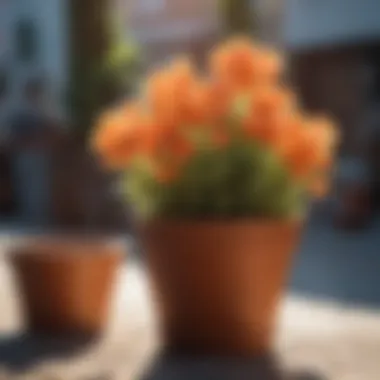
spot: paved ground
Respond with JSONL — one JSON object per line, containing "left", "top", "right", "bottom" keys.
{"left": 291, "top": 213, "right": 380, "bottom": 307}
{"left": 1, "top": 215, "right": 380, "bottom": 379}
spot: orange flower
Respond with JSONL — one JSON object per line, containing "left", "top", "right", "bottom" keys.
{"left": 255, "top": 47, "right": 284, "bottom": 85}
{"left": 211, "top": 124, "right": 230, "bottom": 148}
{"left": 92, "top": 103, "right": 148, "bottom": 169}
{"left": 145, "top": 119, "right": 193, "bottom": 158}
{"left": 167, "top": 58, "right": 233, "bottom": 128}
{"left": 209, "top": 37, "right": 259, "bottom": 90}
{"left": 169, "top": 56, "right": 195, "bottom": 91}
{"left": 185, "top": 79, "right": 234, "bottom": 126}
{"left": 304, "top": 117, "right": 337, "bottom": 168}
{"left": 145, "top": 69, "right": 178, "bottom": 126}
{"left": 251, "top": 86, "right": 296, "bottom": 117}
{"left": 308, "top": 115, "right": 340, "bottom": 152}
{"left": 150, "top": 130, "right": 194, "bottom": 183}
{"left": 308, "top": 175, "right": 330, "bottom": 198}
{"left": 146, "top": 57, "right": 198, "bottom": 127}
{"left": 165, "top": 130, "right": 194, "bottom": 160}
{"left": 275, "top": 114, "right": 307, "bottom": 156}
{"left": 243, "top": 86, "right": 296, "bottom": 146}
{"left": 92, "top": 37, "right": 337, "bottom": 200}
{"left": 155, "top": 164, "right": 179, "bottom": 183}
{"left": 284, "top": 116, "right": 336, "bottom": 179}
{"left": 92, "top": 110, "right": 128, "bottom": 169}
{"left": 209, "top": 37, "right": 284, "bottom": 91}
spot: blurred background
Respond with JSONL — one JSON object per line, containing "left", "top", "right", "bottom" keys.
{"left": 1, "top": 0, "right": 380, "bottom": 378}
{"left": 0, "top": 0, "right": 380, "bottom": 331}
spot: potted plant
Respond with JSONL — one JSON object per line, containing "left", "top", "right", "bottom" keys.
{"left": 93, "top": 38, "right": 338, "bottom": 355}
{"left": 11, "top": 237, "right": 123, "bottom": 336}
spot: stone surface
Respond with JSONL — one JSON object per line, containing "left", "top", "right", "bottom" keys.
{"left": 0, "top": 234, "right": 380, "bottom": 379}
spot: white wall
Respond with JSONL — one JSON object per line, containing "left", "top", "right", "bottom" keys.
{"left": 284, "top": 0, "right": 380, "bottom": 50}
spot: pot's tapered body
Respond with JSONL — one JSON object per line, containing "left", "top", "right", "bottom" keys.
{"left": 142, "top": 221, "right": 301, "bottom": 355}
{"left": 11, "top": 239, "right": 123, "bottom": 335}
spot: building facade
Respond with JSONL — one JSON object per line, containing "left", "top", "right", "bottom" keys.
{"left": 0, "top": 0, "right": 68, "bottom": 225}
{"left": 120, "top": 0, "right": 222, "bottom": 68}
{"left": 0, "top": 0, "right": 68, "bottom": 125}
{"left": 283, "top": 0, "right": 380, "bottom": 156}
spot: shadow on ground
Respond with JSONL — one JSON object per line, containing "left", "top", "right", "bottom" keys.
{"left": 140, "top": 353, "right": 327, "bottom": 380}
{"left": 0, "top": 332, "right": 97, "bottom": 370}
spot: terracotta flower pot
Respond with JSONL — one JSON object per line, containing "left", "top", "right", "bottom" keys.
{"left": 141, "top": 220, "right": 301, "bottom": 356}
{"left": 10, "top": 238, "right": 123, "bottom": 336}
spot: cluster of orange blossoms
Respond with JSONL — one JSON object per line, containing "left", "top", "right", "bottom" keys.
{"left": 93, "top": 38, "right": 338, "bottom": 196}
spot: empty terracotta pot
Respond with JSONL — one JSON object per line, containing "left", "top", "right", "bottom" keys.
{"left": 141, "top": 220, "right": 301, "bottom": 355}
{"left": 10, "top": 237, "right": 123, "bottom": 335}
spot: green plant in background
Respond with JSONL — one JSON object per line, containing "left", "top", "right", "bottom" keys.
{"left": 105, "top": 32, "right": 141, "bottom": 97}
{"left": 221, "top": 0, "right": 255, "bottom": 35}
{"left": 68, "top": 37, "right": 141, "bottom": 139}
{"left": 68, "top": 0, "right": 142, "bottom": 140}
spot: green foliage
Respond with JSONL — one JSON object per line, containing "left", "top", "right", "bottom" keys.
{"left": 121, "top": 93, "right": 306, "bottom": 221}
{"left": 124, "top": 139, "right": 307, "bottom": 221}
{"left": 221, "top": 0, "right": 255, "bottom": 35}
{"left": 103, "top": 18, "right": 142, "bottom": 97}
{"left": 68, "top": 17, "right": 142, "bottom": 139}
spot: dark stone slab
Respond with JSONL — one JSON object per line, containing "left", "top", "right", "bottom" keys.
{"left": 0, "top": 332, "right": 98, "bottom": 371}
{"left": 140, "top": 353, "right": 328, "bottom": 380}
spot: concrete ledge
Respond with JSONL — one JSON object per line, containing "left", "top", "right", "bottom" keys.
{"left": 1, "top": 259, "right": 380, "bottom": 379}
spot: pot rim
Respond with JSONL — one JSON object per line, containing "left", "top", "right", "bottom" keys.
{"left": 7, "top": 234, "right": 127, "bottom": 263}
